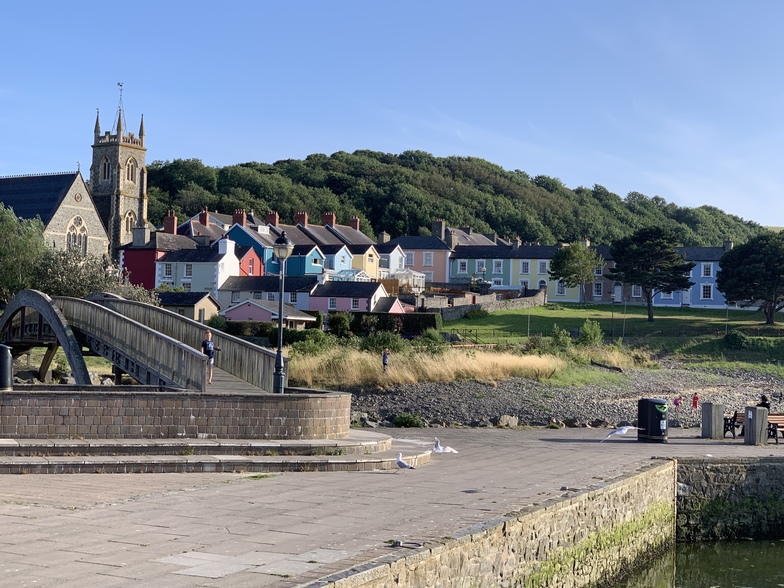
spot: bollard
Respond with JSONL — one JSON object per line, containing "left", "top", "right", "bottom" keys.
{"left": 0, "top": 344, "right": 12, "bottom": 392}
{"left": 744, "top": 406, "right": 769, "bottom": 445}
{"left": 701, "top": 402, "right": 724, "bottom": 439}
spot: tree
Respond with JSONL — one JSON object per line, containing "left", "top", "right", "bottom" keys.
{"left": 34, "top": 249, "right": 116, "bottom": 298}
{"left": 0, "top": 205, "right": 46, "bottom": 303}
{"left": 605, "top": 226, "right": 695, "bottom": 322}
{"left": 548, "top": 241, "right": 604, "bottom": 303}
{"left": 716, "top": 232, "right": 784, "bottom": 325}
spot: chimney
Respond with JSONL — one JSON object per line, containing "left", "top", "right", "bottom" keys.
{"left": 266, "top": 211, "right": 279, "bottom": 227}
{"left": 232, "top": 209, "right": 247, "bottom": 227}
{"left": 432, "top": 219, "right": 445, "bottom": 240}
{"left": 379, "top": 231, "right": 390, "bottom": 244}
{"left": 132, "top": 224, "right": 150, "bottom": 247}
{"left": 460, "top": 226, "right": 472, "bottom": 235}
{"left": 724, "top": 237, "right": 734, "bottom": 251}
{"left": 322, "top": 211, "right": 337, "bottom": 226}
{"left": 580, "top": 236, "right": 591, "bottom": 248}
{"left": 218, "top": 237, "right": 235, "bottom": 257}
{"left": 445, "top": 229, "right": 458, "bottom": 249}
{"left": 163, "top": 210, "right": 177, "bottom": 234}
{"left": 294, "top": 211, "right": 308, "bottom": 226}
{"left": 199, "top": 209, "right": 210, "bottom": 227}
{"left": 349, "top": 216, "right": 360, "bottom": 231}
{"left": 513, "top": 237, "right": 522, "bottom": 250}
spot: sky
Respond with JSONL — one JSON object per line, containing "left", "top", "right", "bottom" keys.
{"left": 2, "top": 1, "right": 783, "bottom": 227}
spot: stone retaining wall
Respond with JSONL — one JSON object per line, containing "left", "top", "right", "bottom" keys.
{"left": 0, "top": 389, "right": 352, "bottom": 440}
{"left": 311, "top": 461, "right": 676, "bottom": 588}
{"left": 677, "top": 457, "right": 784, "bottom": 541}
{"left": 440, "top": 290, "right": 547, "bottom": 321}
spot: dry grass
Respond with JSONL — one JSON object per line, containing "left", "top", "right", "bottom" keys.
{"left": 288, "top": 348, "right": 566, "bottom": 388}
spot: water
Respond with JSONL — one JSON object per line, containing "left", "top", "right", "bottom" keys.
{"left": 614, "top": 541, "right": 784, "bottom": 588}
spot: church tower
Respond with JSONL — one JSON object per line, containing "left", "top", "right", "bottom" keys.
{"left": 89, "top": 86, "right": 148, "bottom": 257}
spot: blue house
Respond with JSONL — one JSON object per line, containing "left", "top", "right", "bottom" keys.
{"left": 653, "top": 241, "right": 733, "bottom": 308}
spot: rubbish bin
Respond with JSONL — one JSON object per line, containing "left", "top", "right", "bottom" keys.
{"left": 638, "top": 398, "right": 668, "bottom": 443}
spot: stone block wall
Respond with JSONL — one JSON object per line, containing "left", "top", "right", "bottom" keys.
{"left": 677, "top": 457, "right": 784, "bottom": 541}
{"left": 314, "top": 461, "right": 676, "bottom": 588}
{"left": 0, "top": 389, "right": 351, "bottom": 440}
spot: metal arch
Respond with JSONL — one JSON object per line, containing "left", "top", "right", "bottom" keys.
{"left": 0, "top": 289, "right": 91, "bottom": 385}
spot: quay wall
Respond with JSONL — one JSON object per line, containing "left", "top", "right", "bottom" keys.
{"left": 313, "top": 461, "right": 676, "bottom": 588}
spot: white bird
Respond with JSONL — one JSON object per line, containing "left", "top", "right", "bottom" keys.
{"left": 395, "top": 452, "right": 415, "bottom": 472}
{"left": 433, "top": 437, "right": 458, "bottom": 454}
{"left": 600, "top": 426, "right": 644, "bottom": 442}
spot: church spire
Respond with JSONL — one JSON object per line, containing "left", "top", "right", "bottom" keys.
{"left": 139, "top": 114, "right": 145, "bottom": 147}
{"left": 94, "top": 109, "right": 101, "bottom": 136}
{"left": 112, "top": 82, "right": 127, "bottom": 136}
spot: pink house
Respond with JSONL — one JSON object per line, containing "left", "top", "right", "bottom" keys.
{"left": 309, "top": 281, "right": 405, "bottom": 315}
{"left": 220, "top": 299, "right": 317, "bottom": 329}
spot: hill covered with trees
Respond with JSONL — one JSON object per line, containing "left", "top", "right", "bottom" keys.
{"left": 146, "top": 150, "right": 765, "bottom": 247}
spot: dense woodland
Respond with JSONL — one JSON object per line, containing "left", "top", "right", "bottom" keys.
{"left": 146, "top": 150, "right": 766, "bottom": 247}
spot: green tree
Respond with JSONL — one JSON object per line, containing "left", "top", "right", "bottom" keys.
{"left": 605, "top": 227, "right": 695, "bottom": 322}
{"left": 716, "top": 231, "right": 784, "bottom": 325}
{"left": 34, "top": 249, "right": 116, "bottom": 298}
{"left": 548, "top": 242, "right": 603, "bottom": 303}
{"left": 0, "top": 205, "right": 46, "bottom": 303}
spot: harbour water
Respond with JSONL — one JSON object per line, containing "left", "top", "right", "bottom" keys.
{"left": 614, "top": 540, "right": 784, "bottom": 587}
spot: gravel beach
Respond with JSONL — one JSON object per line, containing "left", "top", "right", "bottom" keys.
{"left": 349, "top": 362, "right": 784, "bottom": 429}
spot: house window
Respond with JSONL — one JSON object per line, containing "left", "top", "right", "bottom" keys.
{"left": 341, "top": 255, "right": 347, "bottom": 265}
{"left": 476, "top": 260, "right": 486, "bottom": 274}
{"left": 253, "top": 292, "right": 263, "bottom": 299}
{"left": 492, "top": 278, "right": 503, "bottom": 286}
{"left": 556, "top": 281, "right": 566, "bottom": 296}
{"left": 231, "top": 292, "right": 240, "bottom": 303}
{"left": 702, "top": 284, "right": 713, "bottom": 299}
{"left": 328, "top": 297, "right": 337, "bottom": 310}
{"left": 267, "top": 293, "right": 275, "bottom": 301}
{"left": 405, "top": 252, "right": 414, "bottom": 266}
{"left": 632, "top": 285, "right": 642, "bottom": 298}
{"left": 351, "top": 298, "right": 360, "bottom": 310}
{"left": 520, "top": 260, "right": 530, "bottom": 274}
{"left": 163, "top": 263, "right": 172, "bottom": 277}
{"left": 289, "top": 292, "right": 298, "bottom": 304}
{"left": 423, "top": 252, "right": 433, "bottom": 267}
{"left": 593, "top": 282, "right": 603, "bottom": 297}
{"left": 248, "top": 259, "right": 255, "bottom": 275}
{"left": 538, "top": 280, "right": 547, "bottom": 290}
{"left": 594, "top": 264, "right": 603, "bottom": 276}
{"left": 101, "top": 157, "right": 111, "bottom": 181}
{"left": 183, "top": 282, "right": 191, "bottom": 292}
{"left": 661, "top": 291, "right": 673, "bottom": 300}
{"left": 125, "top": 158, "right": 138, "bottom": 183}
{"left": 312, "top": 258, "right": 321, "bottom": 266}
{"left": 368, "top": 254, "right": 375, "bottom": 263}
{"left": 493, "top": 259, "right": 503, "bottom": 274}
{"left": 538, "top": 260, "right": 548, "bottom": 274}
{"left": 458, "top": 260, "right": 468, "bottom": 274}
{"left": 184, "top": 264, "right": 193, "bottom": 277}
{"left": 423, "top": 271, "right": 433, "bottom": 282}
{"left": 397, "top": 256, "right": 404, "bottom": 270}
{"left": 702, "top": 263, "right": 712, "bottom": 278}
{"left": 519, "top": 279, "right": 529, "bottom": 289}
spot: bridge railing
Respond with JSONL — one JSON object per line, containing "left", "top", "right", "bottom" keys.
{"left": 86, "top": 297, "right": 280, "bottom": 393}
{"left": 54, "top": 297, "right": 207, "bottom": 391}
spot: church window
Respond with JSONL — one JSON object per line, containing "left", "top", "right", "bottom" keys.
{"left": 101, "top": 157, "right": 111, "bottom": 181}
{"left": 124, "top": 211, "right": 137, "bottom": 235}
{"left": 66, "top": 216, "right": 88, "bottom": 255}
{"left": 125, "top": 158, "right": 138, "bottom": 183}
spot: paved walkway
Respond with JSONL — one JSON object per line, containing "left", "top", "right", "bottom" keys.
{"left": 0, "top": 427, "right": 780, "bottom": 587}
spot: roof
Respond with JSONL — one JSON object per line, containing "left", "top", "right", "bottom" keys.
{"left": 157, "top": 292, "right": 219, "bottom": 308}
{"left": 450, "top": 228, "right": 498, "bottom": 246}
{"left": 327, "top": 224, "right": 376, "bottom": 245}
{"left": 372, "top": 297, "right": 401, "bottom": 312}
{"left": 0, "top": 172, "right": 80, "bottom": 225}
{"left": 678, "top": 246, "right": 728, "bottom": 262}
{"left": 450, "top": 244, "right": 564, "bottom": 260}
{"left": 118, "top": 232, "right": 198, "bottom": 251}
{"left": 220, "top": 299, "right": 317, "bottom": 321}
{"left": 375, "top": 241, "right": 404, "bottom": 254}
{"left": 312, "top": 281, "right": 386, "bottom": 298}
{"left": 158, "top": 244, "right": 224, "bottom": 263}
{"left": 388, "top": 235, "right": 452, "bottom": 250}
{"left": 177, "top": 220, "right": 225, "bottom": 241}
{"left": 347, "top": 243, "right": 376, "bottom": 255}
{"left": 220, "top": 275, "right": 319, "bottom": 293}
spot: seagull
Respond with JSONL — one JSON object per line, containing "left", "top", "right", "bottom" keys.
{"left": 395, "top": 452, "right": 415, "bottom": 472}
{"left": 600, "top": 426, "right": 644, "bottom": 442}
{"left": 433, "top": 437, "right": 458, "bottom": 454}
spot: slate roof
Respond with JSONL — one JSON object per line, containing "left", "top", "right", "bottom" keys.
{"left": 312, "top": 281, "right": 385, "bottom": 298}
{"left": 678, "top": 247, "right": 727, "bottom": 262}
{"left": 157, "top": 292, "right": 218, "bottom": 307}
{"left": 177, "top": 220, "right": 225, "bottom": 241}
{"left": 451, "top": 228, "right": 497, "bottom": 246}
{"left": 220, "top": 275, "right": 319, "bottom": 293}
{"left": 117, "top": 232, "right": 198, "bottom": 251}
{"left": 158, "top": 244, "right": 224, "bottom": 263}
{"left": 347, "top": 243, "right": 376, "bottom": 255}
{"left": 318, "top": 243, "right": 350, "bottom": 255}
{"left": 372, "top": 297, "right": 400, "bottom": 312}
{"left": 388, "top": 235, "right": 451, "bottom": 250}
{"left": 449, "top": 244, "right": 614, "bottom": 260}
{"left": 375, "top": 242, "right": 404, "bottom": 254}
{"left": 327, "top": 224, "right": 376, "bottom": 245}
{"left": 0, "top": 172, "right": 80, "bottom": 225}
{"left": 221, "top": 299, "right": 316, "bottom": 321}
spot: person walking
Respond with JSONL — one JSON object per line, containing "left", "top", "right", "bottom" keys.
{"left": 201, "top": 330, "right": 220, "bottom": 384}
{"left": 382, "top": 348, "right": 389, "bottom": 372}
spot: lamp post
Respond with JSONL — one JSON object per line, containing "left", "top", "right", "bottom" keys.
{"left": 610, "top": 293, "right": 616, "bottom": 337}
{"left": 273, "top": 231, "right": 294, "bottom": 393}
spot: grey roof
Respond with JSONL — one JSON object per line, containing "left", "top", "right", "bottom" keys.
{"left": 372, "top": 297, "right": 400, "bottom": 312}
{"left": 177, "top": 220, "right": 225, "bottom": 241}
{"left": 347, "top": 243, "right": 376, "bottom": 255}
{"left": 157, "top": 292, "right": 218, "bottom": 307}
{"left": 312, "top": 281, "right": 385, "bottom": 298}
{"left": 220, "top": 275, "right": 319, "bottom": 293}
{"left": 677, "top": 246, "right": 727, "bottom": 262}
{"left": 375, "top": 241, "right": 403, "bottom": 254}
{"left": 223, "top": 299, "right": 316, "bottom": 321}
{"left": 450, "top": 228, "right": 497, "bottom": 246}
{"left": 118, "top": 232, "right": 198, "bottom": 251}
{"left": 318, "top": 243, "right": 350, "bottom": 255}
{"left": 449, "top": 244, "right": 613, "bottom": 260}
{"left": 298, "top": 224, "right": 346, "bottom": 246}
{"left": 388, "top": 235, "right": 451, "bottom": 250}
{"left": 326, "top": 224, "right": 376, "bottom": 245}
{"left": 0, "top": 172, "right": 80, "bottom": 225}
{"left": 158, "top": 244, "right": 224, "bottom": 263}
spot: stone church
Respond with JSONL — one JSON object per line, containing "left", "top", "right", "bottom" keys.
{"left": 0, "top": 99, "right": 149, "bottom": 258}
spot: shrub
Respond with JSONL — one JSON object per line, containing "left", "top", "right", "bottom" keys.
{"left": 411, "top": 328, "right": 448, "bottom": 355}
{"left": 578, "top": 319, "right": 604, "bottom": 347}
{"left": 225, "top": 320, "right": 255, "bottom": 337}
{"left": 360, "top": 331, "right": 406, "bottom": 354}
{"left": 391, "top": 413, "right": 427, "bottom": 428}
{"left": 464, "top": 309, "right": 489, "bottom": 320}
{"left": 551, "top": 324, "right": 571, "bottom": 350}
{"left": 724, "top": 330, "right": 750, "bottom": 350}
{"left": 205, "top": 314, "right": 227, "bottom": 330}
{"left": 290, "top": 330, "right": 337, "bottom": 357}
{"left": 327, "top": 312, "right": 353, "bottom": 338}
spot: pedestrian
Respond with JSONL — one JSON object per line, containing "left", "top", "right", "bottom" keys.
{"left": 201, "top": 330, "right": 220, "bottom": 385}
{"left": 692, "top": 393, "right": 699, "bottom": 409}
{"left": 673, "top": 395, "right": 682, "bottom": 408}
{"left": 382, "top": 348, "right": 389, "bottom": 372}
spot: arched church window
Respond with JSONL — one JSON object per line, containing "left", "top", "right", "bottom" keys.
{"left": 124, "top": 211, "right": 137, "bottom": 235}
{"left": 67, "top": 216, "right": 88, "bottom": 255}
{"left": 101, "top": 157, "right": 111, "bottom": 181}
{"left": 125, "top": 158, "right": 138, "bottom": 183}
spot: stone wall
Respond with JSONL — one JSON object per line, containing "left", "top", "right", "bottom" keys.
{"left": 311, "top": 461, "right": 676, "bottom": 588}
{"left": 677, "top": 457, "right": 784, "bottom": 541}
{"left": 0, "top": 388, "right": 351, "bottom": 440}
{"left": 440, "top": 290, "right": 547, "bottom": 322}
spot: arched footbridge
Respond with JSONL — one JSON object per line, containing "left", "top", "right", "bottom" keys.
{"left": 0, "top": 290, "right": 281, "bottom": 393}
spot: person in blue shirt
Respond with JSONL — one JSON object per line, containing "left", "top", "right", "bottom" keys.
{"left": 201, "top": 330, "right": 220, "bottom": 384}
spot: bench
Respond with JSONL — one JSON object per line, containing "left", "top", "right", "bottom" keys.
{"left": 724, "top": 410, "right": 784, "bottom": 444}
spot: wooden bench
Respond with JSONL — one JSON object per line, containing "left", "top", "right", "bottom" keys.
{"left": 724, "top": 410, "right": 784, "bottom": 444}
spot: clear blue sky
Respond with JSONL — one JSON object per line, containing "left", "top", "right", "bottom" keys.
{"left": 3, "top": 1, "right": 783, "bottom": 227}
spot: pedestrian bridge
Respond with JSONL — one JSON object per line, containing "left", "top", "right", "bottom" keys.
{"left": 0, "top": 290, "right": 281, "bottom": 393}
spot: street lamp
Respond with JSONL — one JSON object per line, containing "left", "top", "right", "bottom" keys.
{"left": 273, "top": 231, "right": 294, "bottom": 393}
